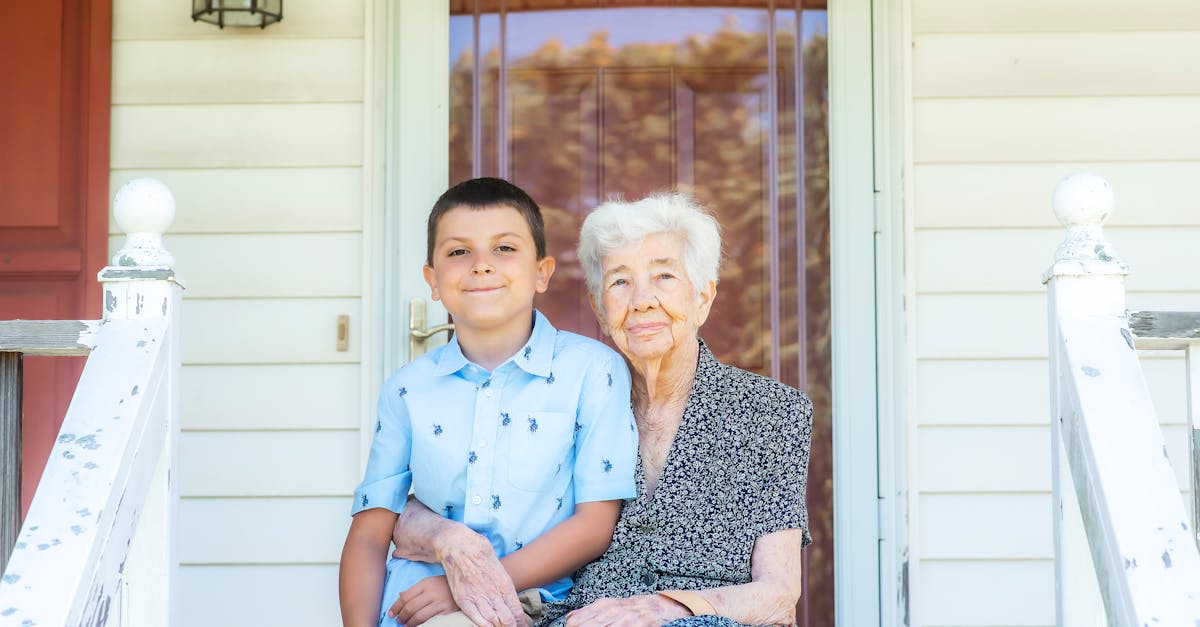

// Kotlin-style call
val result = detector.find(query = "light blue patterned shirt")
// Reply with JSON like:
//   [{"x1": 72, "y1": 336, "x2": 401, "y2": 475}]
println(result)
[{"x1": 352, "y1": 310, "x2": 637, "y2": 605}]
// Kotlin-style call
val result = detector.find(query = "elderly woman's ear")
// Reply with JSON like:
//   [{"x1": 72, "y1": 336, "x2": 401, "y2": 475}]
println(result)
[{"x1": 693, "y1": 280, "x2": 717, "y2": 328}]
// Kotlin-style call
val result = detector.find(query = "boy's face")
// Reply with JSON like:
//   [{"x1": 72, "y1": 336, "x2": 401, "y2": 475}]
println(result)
[{"x1": 423, "y1": 204, "x2": 555, "y2": 337}]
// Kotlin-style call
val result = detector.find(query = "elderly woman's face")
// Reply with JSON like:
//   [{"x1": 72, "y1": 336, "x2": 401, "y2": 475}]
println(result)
[{"x1": 596, "y1": 232, "x2": 715, "y2": 363}]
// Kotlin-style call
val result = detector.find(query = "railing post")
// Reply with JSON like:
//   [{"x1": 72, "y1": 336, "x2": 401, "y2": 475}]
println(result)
[
  {"x1": 100, "y1": 178, "x2": 183, "y2": 627},
  {"x1": 1043, "y1": 173, "x2": 1126, "y2": 626},
  {"x1": 0, "y1": 352, "x2": 19, "y2": 573}
]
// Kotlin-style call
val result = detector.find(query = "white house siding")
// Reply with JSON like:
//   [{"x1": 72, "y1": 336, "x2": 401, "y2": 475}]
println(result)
[
  {"x1": 909, "y1": 1, "x2": 1200, "y2": 626},
  {"x1": 109, "y1": 1, "x2": 367, "y2": 624}
]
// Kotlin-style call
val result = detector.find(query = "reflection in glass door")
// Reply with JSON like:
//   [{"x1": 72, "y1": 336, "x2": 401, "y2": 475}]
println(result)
[{"x1": 449, "y1": 2, "x2": 831, "y2": 623}]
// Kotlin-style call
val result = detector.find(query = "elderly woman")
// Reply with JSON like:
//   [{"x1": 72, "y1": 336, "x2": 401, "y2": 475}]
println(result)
[{"x1": 390, "y1": 194, "x2": 812, "y2": 627}]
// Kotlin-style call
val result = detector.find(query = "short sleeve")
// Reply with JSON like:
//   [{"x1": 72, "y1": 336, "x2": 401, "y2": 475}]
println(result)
[
  {"x1": 753, "y1": 389, "x2": 814, "y2": 546},
  {"x1": 572, "y1": 350, "x2": 638, "y2": 503},
  {"x1": 350, "y1": 377, "x2": 413, "y2": 516}
]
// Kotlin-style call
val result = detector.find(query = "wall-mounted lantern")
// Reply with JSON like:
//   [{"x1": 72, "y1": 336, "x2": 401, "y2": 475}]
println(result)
[{"x1": 192, "y1": 0, "x2": 283, "y2": 29}]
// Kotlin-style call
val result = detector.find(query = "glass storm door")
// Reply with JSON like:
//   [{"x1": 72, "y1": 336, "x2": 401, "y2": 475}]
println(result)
[{"x1": 448, "y1": 2, "x2": 831, "y2": 623}]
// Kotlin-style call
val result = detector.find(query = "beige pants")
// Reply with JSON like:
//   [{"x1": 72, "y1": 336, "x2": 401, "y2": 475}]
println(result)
[{"x1": 421, "y1": 590, "x2": 545, "y2": 627}]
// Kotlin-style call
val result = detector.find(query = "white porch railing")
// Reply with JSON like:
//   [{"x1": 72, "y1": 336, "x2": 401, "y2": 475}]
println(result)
[
  {"x1": 0, "y1": 179, "x2": 183, "y2": 626},
  {"x1": 1044, "y1": 173, "x2": 1200, "y2": 625},
  {"x1": 1127, "y1": 310, "x2": 1200, "y2": 553}
]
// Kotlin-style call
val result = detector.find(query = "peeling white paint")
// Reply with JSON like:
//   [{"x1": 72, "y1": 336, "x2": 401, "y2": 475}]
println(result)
[
  {"x1": 1046, "y1": 173, "x2": 1200, "y2": 625},
  {"x1": 0, "y1": 177, "x2": 182, "y2": 627}
]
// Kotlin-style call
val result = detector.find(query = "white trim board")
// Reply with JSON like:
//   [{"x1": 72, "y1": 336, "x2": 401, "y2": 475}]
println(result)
[
  {"x1": 362, "y1": 0, "x2": 451, "y2": 462},
  {"x1": 874, "y1": 0, "x2": 914, "y2": 624},
  {"x1": 830, "y1": 0, "x2": 898, "y2": 624}
]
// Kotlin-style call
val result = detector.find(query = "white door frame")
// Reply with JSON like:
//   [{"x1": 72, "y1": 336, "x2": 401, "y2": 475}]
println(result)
[
  {"x1": 364, "y1": 1, "x2": 908, "y2": 624},
  {"x1": 830, "y1": 0, "x2": 908, "y2": 625},
  {"x1": 361, "y1": 0, "x2": 450, "y2": 462},
  {"x1": 828, "y1": 0, "x2": 880, "y2": 622}
]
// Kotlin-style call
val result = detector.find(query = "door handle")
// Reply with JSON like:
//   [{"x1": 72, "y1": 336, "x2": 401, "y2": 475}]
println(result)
[{"x1": 409, "y1": 298, "x2": 454, "y2": 360}]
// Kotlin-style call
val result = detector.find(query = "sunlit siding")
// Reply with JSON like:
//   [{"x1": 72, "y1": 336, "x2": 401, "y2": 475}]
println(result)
[
  {"x1": 908, "y1": 1, "x2": 1200, "y2": 625},
  {"x1": 109, "y1": 1, "x2": 366, "y2": 624}
]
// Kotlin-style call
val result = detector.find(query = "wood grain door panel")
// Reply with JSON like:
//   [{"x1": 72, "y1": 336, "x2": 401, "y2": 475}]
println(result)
[{"x1": 0, "y1": 0, "x2": 112, "y2": 515}]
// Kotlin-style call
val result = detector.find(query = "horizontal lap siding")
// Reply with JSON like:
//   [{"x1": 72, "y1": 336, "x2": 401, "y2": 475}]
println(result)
[
  {"x1": 915, "y1": 163, "x2": 1200, "y2": 229},
  {"x1": 913, "y1": 33, "x2": 1200, "y2": 98},
  {"x1": 920, "y1": 561, "x2": 1054, "y2": 627},
  {"x1": 913, "y1": 0, "x2": 1200, "y2": 33},
  {"x1": 909, "y1": 2, "x2": 1200, "y2": 626},
  {"x1": 110, "y1": 1, "x2": 366, "y2": 624},
  {"x1": 181, "y1": 364, "x2": 360, "y2": 430},
  {"x1": 178, "y1": 565, "x2": 341, "y2": 627},
  {"x1": 177, "y1": 498, "x2": 349, "y2": 564},
  {"x1": 113, "y1": 39, "x2": 364, "y2": 104},
  {"x1": 110, "y1": 168, "x2": 363, "y2": 233},
  {"x1": 111, "y1": 104, "x2": 364, "y2": 168}
]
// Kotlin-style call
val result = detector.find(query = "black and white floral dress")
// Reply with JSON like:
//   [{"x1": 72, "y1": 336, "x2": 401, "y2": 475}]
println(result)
[{"x1": 539, "y1": 340, "x2": 814, "y2": 627}]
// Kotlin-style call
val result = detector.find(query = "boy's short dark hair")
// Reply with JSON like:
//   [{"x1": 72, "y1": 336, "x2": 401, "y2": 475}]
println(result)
[{"x1": 426, "y1": 177, "x2": 548, "y2": 265}]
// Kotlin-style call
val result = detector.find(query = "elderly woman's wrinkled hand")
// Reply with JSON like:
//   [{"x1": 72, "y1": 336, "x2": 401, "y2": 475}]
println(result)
[
  {"x1": 564, "y1": 594, "x2": 692, "y2": 627},
  {"x1": 390, "y1": 498, "x2": 526, "y2": 626},
  {"x1": 438, "y1": 530, "x2": 526, "y2": 627}
]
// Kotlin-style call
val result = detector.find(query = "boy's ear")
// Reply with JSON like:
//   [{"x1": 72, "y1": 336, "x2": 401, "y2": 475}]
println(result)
[
  {"x1": 534, "y1": 255, "x2": 556, "y2": 293},
  {"x1": 693, "y1": 280, "x2": 717, "y2": 328},
  {"x1": 588, "y1": 293, "x2": 609, "y2": 337},
  {"x1": 422, "y1": 265, "x2": 441, "y2": 301}
]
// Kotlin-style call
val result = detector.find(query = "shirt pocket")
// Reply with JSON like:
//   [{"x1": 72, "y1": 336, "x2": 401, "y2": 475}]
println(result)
[{"x1": 504, "y1": 410, "x2": 574, "y2": 492}]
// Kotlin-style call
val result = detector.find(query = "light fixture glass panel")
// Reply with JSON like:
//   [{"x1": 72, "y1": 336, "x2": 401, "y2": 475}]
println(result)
[{"x1": 192, "y1": 0, "x2": 283, "y2": 28}]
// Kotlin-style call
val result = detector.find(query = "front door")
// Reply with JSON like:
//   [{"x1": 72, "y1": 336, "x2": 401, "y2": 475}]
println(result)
[
  {"x1": 0, "y1": 0, "x2": 111, "y2": 515},
  {"x1": 447, "y1": 2, "x2": 832, "y2": 623}
]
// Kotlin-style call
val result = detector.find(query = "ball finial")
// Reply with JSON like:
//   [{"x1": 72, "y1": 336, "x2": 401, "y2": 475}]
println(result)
[
  {"x1": 1048, "y1": 172, "x2": 1125, "y2": 269},
  {"x1": 110, "y1": 178, "x2": 176, "y2": 267},
  {"x1": 114, "y1": 178, "x2": 176, "y2": 236},
  {"x1": 1053, "y1": 172, "x2": 1114, "y2": 229}
]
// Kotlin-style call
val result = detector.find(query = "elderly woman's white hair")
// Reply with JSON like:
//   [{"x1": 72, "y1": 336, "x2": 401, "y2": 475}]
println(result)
[{"x1": 577, "y1": 193, "x2": 722, "y2": 312}]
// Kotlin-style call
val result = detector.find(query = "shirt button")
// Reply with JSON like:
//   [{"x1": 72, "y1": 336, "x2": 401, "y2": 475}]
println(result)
[
  {"x1": 472, "y1": 495, "x2": 482, "y2": 505},
  {"x1": 485, "y1": 389, "x2": 493, "y2": 397},
  {"x1": 478, "y1": 440, "x2": 487, "y2": 448},
  {"x1": 640, "y1": 572, "x2": 657, "y2": 587}
]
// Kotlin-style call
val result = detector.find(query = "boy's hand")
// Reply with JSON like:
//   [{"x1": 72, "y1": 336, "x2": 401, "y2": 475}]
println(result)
[{"x1": 388, "y1": 575, "x2": 459, "y2": 626}]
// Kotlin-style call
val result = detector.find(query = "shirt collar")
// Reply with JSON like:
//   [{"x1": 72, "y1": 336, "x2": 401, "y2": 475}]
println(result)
[
  {"x1": 431, "y1": 333, "x2": 471, "y2": 376},
  {"x1": 431, "y1": 310, "x2": 557, "y2": 378}
]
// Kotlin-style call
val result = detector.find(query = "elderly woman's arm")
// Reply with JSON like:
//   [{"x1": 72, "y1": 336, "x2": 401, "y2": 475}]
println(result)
[
  {"x1": 392, "y1": 496, "x2": 627, "y2": 627},
  {"x1": 564, "y1": 527, "x2": 805, "y2": 627},
  {"x1": 391, "y1": 498, "x2": 527, "y2": 627},
  {"x1": 693, "y1": 527, "x2": 806, "y2": 623}
]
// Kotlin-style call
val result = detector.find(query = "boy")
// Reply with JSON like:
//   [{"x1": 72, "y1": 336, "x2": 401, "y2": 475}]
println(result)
[{"x1": 339, "y1": 178, "x2": 637, "y2": 627}]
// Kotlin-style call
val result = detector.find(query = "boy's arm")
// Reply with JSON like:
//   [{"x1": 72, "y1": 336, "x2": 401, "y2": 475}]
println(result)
[
  {"x1": 389, "y1": 498, "x2": 620, "y2": 625},
  {"x1": 498, "y1": 499, "x2": 621, "y2": 590},
  {"x1": 342, "y1": 374, "x2": 415, "y2": 625},
  {"x1": 340, "y1": 508, "x2": 399, "y2": 627},
  {"x1": 392, "y1": 500, "x2": 526, "y2": 626}
]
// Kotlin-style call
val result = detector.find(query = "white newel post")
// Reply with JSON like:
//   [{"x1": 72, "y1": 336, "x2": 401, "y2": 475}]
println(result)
[
  {"x1": 0, "y1": 178, "x2": 181, "y2": 626},
  {"x1": 104, "y1": 178, "x2": 183, "y2": 627},
  {"x1": 1043, "y1": 173, "x2": 1125, "y2": 626}
]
